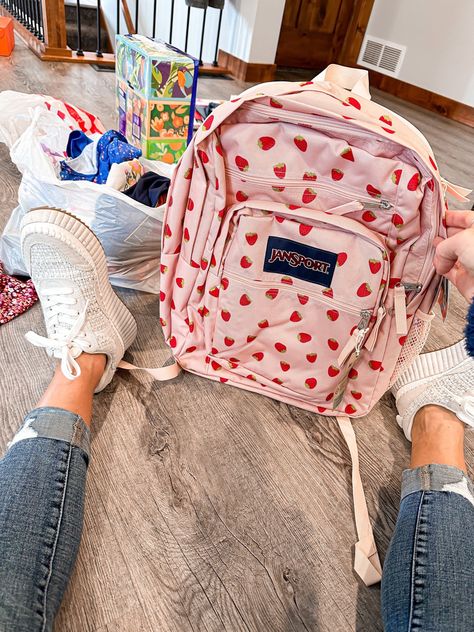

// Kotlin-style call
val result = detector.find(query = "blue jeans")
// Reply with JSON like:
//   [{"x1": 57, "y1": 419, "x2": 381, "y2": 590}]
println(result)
[
  {"x1": 0, "y1": 407, "x2": 90, "y2": 632},
  {"x1": 0, "y1": 409, "x2": 473, "y2": 631}
]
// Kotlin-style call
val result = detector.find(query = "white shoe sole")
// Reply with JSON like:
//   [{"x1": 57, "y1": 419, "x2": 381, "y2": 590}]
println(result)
[{"x1": 20, "y1": 207, "x2": 137, "y2": 376}]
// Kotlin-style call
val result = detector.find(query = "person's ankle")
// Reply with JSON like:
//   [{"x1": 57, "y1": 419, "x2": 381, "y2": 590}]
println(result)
[
  {"x1": 73, "y1": 353, "x2": 107, "y2": 389},
  {"x1": 411, "y1": 405, "x2": 466, "y2": 472}
]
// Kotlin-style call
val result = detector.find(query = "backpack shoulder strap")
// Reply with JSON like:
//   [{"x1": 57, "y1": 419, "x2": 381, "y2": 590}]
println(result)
[
  {"x1": 337, "y1": 416, "x2": 382, "y2": 586},
  {"x1": 118, "y1": 359, "x2": 181, "y2": 380}
]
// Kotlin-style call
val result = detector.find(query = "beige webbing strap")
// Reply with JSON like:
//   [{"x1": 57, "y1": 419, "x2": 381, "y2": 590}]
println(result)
[
  {"x1": 337, "y1": 415, "x2": 382, "y2": 586},
  {"x1": 118, "y1": 359, "x2": 181, "y2": 380}
]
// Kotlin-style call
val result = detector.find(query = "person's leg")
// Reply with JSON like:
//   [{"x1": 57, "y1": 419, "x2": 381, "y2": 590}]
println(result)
[
  {"x1": 383, "y1": 343, "x2": 474, "y2": 631},
  {"x1": 0, "y1": 354, "x2": 104, "y2": 632},
  {"x1": 0, "y1": 207, "x2": 137, "y2": 631}
]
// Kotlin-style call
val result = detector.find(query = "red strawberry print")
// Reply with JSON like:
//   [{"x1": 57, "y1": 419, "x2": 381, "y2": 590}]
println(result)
[
  {"x1": 198, "y1": 306, "x2": 210, "y2": 318},
  {"x1": 389, "y1": 277, "x2": 401, "y2": 289},
  {"x1": 187, "y1": 198, "x2": 194, "y2": 211},
  {"x1": 235, "y1": 155, "x2": 249, "y2": 172},
  {"x1": 224, "y1": 336, "x2": 234, "y2": 347},
  {"x1": 427, "y1": 178, "x2": 435, "y2": 191},
  {"x1": 258, "y1": 136, "x2": 275, "y2": 150},
  {"x1": 331, "y1": 168, "x2": 344, "y2": 181},
  {"x1": 294, "y1": 136, "x2": 308, "y2": 152},
  {"x1": 399, "y1": 335, "x2": 407, "y2": 346},
  {"x1": 184, "y1": 167, "x2": 193, "y2": 179},
  {"x1": 379, "y1": 114, "x2": 392, "y2": 126},
  {"x1": 252, "y1": 352, "x2": 264, "y2": 361},
  {"x1": 326, "y1": 392, "x2": 334, "y2": 401},
  {"x1": 247, "y1": 335, "x2": 256, "y2": 343},
  {"x1": 273, "y1": 163, "x2": 287, "y2": 179},
  {"x1": 221, "y1": 309, "x2": 231, "y2": 321},
  {"x1": 240, "y1": 256, "x2": 252, "y2": 269},
  {"x1": 317, "y1": 406, "x2": 327, "y2": 413},
  {"x1": 197, "y1": 149, "x2": 209, "y2": 164},
  {"x1": 299, "y1": 223, "x2": 313, "y2": 236},
  {"x1": 328, "y1": 365, "x2": 340, "y2": 378},
  {"x1": 391, "y1": 169, "x2": 402, "y2": 185},
  {"x1": 407, "y1": 172, "x2": 421, "y2": 191},
  {"x1": 211, "y1": 360, "x2": 221, "y2": 371},
  {"x1": 337, "y1": 253, "x2": 347, "y2": 267},
  {"x1": 281, "y1": 276, "x2": 293, "y2": 285},
  {"x1": 345, "y1": 404, "x2": 357, "y2": 414},
  {"x1": 196, "y1": 284, "x2": 204, "y2": 294},
  {"x1": 258, "y1": 319, "x2": 269, "y2": 328},
  {"x1": 362, "y1": 210, "x2": 376, "y2": 222},
  {"x1": 275, "y1": 342, "x2": 287, "y2": 353},
  {"x1": 290, "y1": 311, "x2": 302, "y2": 322},
  {"x1": 211, "y1": 254, "x2": 216, "y2": 267},
  {"x1": 357, "y1": 283, "x2": 372, "y2": 297},
  {"x1": 306, "y1": 353, "x2": 317, "y2": 363},
  {"x1": 275, "y1": 216, "x2": 285, "y2": 223},
  {"x1": 186, "y1": 345, "x2": 196, "y2": 353},
  {"x1": 160, "y1": 317, "x2": 166, "y2": 327},
  {"x1": 297, "y1": 332, "x2": 312, "y2": 343},
  {"x1": 273, "y1": 377, "x2": 283, "y2": 385},
  {"x1": 280, "y1": 361, "x2": 290, "y2": 372},
  {"x1": 287, "y1": 204, "x2": 300, "y2": 211},
  {"x1": 391, "y1": 213, "x2": 404, "y2": 228},
  {"x1": 351, "y1": 390, "x2": 362, "y2": 400},
  {"x1": 209, "y1": 285, "x2": 219, "y2": 297},
  {"x1": 429, "y1": 156, "x2": 437, "y2": 171},
  {"x1": 245, "y1": 232, "x2": 258, "y2": 245},
  {"x1": 228, "y1": 357, "x2": 239, "y2": 368},
  {"x1": 328, "y1": 338, "x2": 339, "y2": 351},
  {"x1": 341, "y1": 147, "x2": 354, "y2": 161},
  {"x1": 220, "y1": 377, "x2": 229, "y2": 383},
  {"x1": 265, "y1": 288, "x2": 279, "y2": 300},
  {"x1": 202, "y1": 114, "x2": 214, "y2": 130},
  {"x1": 303, "y1": 171, "x2": 317, "y2": 181},
  {"x1": 327, "y1": 309, "x2": 339, "y2": 321},
  {"x1": 169, "y1": 335, "x2": 177, "y2": 348},
  {"x1": 160, "y1": 264, "x2": 168, "y2": 274},
  {"x1": 366, "y1": 184, "x2": 381, "y2": 198},
  {"x1": 164, "y1": 224, "x2": 172, "y2": 238},
  {"x1": 298, "y1": 294, "x2": 309, "y2": 305},
  {"x1": 322, "y1": 288, "x2": 334, "y2": 298},
  {"x1": 221, "y1": 277, "x2": 229, "y2": 290},
  {"x1": 236, "y1": 190, "x2": 248, "y2": 202},
  {"x1": 344, "y1": 97, "x2": 361, "y2": 109},
  {"x1": 240, "y1": 293, "x2": 252, "y2": 306},
  {"x1": 369, "y1": 259, "x2": 381, "y2": 274},
  {"x1": 272, "y1": 185, "x2": 285, "y2": 192},
  {"x1": 349, "y1": 368, "x2": 358, "y2": 379},
  {"x1": 305, "y1": 377, "x2": 317, "y2": 389},
  {"x1": 270, "y1": 98, "x2": 283, "y2": 108},
  {"x1": 183, "y1": 227, "x2": 190, "y2": 242},
  {"x1": 369, "y1": 360, "x2": 383, "y2": 371},
  {"x1": 201, "y1": 257, "x2": 208, "y2": 270},
  {"x1": 176, "y1": 277, "x2": 184, "y2": 288},
  {"x1": 216, "y1": 143, "x2": 223, "y2": 157},
  {"x1": 302, "y1": 188, "x2": 317, "y2": 205},
  {"x1": 188, "y1": 321, "x2": 195, "y2": 333}
]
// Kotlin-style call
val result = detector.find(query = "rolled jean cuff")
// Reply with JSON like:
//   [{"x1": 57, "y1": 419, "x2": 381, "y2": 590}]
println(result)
[
  {"x1": 402, "y1": 464, "x2": 474, "y2": 506},
  {"x1": 8, "y1": 406, "x2": 90, "y2": 459}
]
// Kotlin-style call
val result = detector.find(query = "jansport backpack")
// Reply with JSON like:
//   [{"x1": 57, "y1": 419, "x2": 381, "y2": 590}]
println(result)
[{"x1": 154, "y1": 65, "x2": 471, "y2": 585}]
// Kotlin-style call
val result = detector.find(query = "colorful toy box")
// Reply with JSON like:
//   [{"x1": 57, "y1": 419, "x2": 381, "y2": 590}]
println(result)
[
  {"x1": 116, "y1": 35, "x2": 198, "y2": 163},
  {"x1": 0, "y1": 17, "x2": 15, "y2": 57}
]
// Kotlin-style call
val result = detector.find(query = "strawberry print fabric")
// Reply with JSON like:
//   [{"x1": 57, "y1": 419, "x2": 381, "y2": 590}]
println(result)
[{"x1": 0, "y1": 262, "x2": 38, "y2": 325}]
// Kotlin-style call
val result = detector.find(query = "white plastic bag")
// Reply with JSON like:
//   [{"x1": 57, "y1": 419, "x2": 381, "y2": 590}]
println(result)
[{"x1": 1, "y1": 101, "x2": 172, "y2": 294}]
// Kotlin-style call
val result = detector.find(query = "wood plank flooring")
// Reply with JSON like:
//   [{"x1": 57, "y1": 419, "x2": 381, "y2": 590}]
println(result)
[{"x1": 0, "y1": 40, "x2": 474, "y2": 632}]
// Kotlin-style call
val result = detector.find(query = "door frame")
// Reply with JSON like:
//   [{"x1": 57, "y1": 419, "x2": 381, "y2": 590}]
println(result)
[{"x1": 335, "y1": 0, "x2": 376, "y2": 67}]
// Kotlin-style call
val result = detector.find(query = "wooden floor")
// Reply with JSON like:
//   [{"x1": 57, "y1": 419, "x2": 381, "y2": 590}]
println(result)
[{"x1": 1, "y1": 40, "x2": 474, "y2": 632}]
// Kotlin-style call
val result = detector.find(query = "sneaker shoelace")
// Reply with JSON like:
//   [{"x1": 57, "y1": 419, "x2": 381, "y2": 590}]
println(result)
[{"x1": 25, "y1": 287, "x2": 90, "y2": 380}]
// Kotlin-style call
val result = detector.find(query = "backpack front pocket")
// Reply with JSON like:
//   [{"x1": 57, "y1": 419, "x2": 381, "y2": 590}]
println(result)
[{"x1": 208, "y1": 205, "x2": 389, "y2": 408}]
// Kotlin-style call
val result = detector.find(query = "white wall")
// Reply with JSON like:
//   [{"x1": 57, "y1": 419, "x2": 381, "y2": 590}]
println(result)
[
  {"x1": 366, "y1": 0, "x2": 474, "y2": 106},
  {"x1": 102, "y1": 0, "x2": 285, "y2": 65}
]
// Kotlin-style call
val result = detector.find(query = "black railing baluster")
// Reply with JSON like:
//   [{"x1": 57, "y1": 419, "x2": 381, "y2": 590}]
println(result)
[
  {"x1": 76, "y1": 0, "x2": 84, "y2": 55},
  {"x1": 25, "y1": 0, "x2": 33, "y2": 31},
  {"x1": 135, "y1": 0, "x2": 139, "y2": 33},
  {"x1": 96, "y1": 0, "x2": 103, "y2": 56},
  {"x1": 184, "y1": 5, "x2": 190, "y2": 52},
  {"x1": 37, "y1": 0, "x2": 44, "y2": 41},
  {"x1": 152, "y1": 0, "x2": 157, "y2": 38},
  {"x1": 18, "y1": 0, "x2": 25, "y2": 25},
  {"x1": 116, "y1": 0, "x2": 119, "y2": 35},
  {"x1": 213, "y1": 6, "x2": 223, "y2": 66},
  {"x1": 198, "y1": 6, "x2": 207, "y2": 66},
  {"x1": 169, "y1": 0, "x2": 174, "y2": 43},
  {"x1": 31, "y1": 0, "x2": 40, "y2": 37}
]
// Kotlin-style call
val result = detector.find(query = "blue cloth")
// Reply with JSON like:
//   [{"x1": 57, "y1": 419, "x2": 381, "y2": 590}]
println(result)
[
  {"x1": 0, "y1": 407, "x2": 89, "y2": 632},
  {"x1": 60, "y1": 130, "x2": 141, "y2": 184},
  {"x1": 123, "y1": 171, "x2": 170, "y2": 207},
  {"x1": 382, "y1": 464, "x2": 474, "y2": 631},
  {"x1": 465, "y1": 300, "x2": 474, "y2": 357},
  {"x1": 66, "y1": 130, "x2": 93, "y2": 159}
]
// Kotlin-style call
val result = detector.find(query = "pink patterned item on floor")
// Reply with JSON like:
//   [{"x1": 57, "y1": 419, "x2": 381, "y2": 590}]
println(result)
[{"x1": 0, "y1": 262, "x2": 38, "y2": 325}]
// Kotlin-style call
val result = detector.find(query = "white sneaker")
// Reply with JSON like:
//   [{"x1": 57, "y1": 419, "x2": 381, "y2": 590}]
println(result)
[
  {"x1": 391, "y1": 339, "x2": 474, "y2": 440},
  {"x1": 20, "y1": 207, "x2": 137, "y2": 392}
]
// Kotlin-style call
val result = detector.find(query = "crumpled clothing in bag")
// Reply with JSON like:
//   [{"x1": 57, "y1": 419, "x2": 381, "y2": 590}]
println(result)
[{"x1": 0, "y1": 262, "x2": 38, "y2": 325}]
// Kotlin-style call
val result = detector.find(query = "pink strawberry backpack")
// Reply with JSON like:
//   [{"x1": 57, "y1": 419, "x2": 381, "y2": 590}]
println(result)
[{"x1": 154, "y1": 65, "x2": 471, "y2": 585}]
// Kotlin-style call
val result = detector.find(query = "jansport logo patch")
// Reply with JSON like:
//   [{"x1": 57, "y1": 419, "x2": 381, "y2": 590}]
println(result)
[{"x1": 263, "y1": 236, "x2": 337, "y2": 287}]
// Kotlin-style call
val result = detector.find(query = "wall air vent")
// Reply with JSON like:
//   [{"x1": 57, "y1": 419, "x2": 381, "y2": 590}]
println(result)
[{"x1": 357, "y1": 35, "x2": 406, "y2": 78}]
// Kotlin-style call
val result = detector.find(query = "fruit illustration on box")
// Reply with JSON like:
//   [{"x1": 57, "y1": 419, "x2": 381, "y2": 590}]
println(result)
[{"x1": 116, "y1": 35, "x2": 198, "y2": 162}]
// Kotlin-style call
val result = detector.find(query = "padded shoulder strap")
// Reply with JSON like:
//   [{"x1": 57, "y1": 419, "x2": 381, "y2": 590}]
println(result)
[
  {"x1": 337, "y1": 416, "x2": 382, "y2": 586},
  {"x1": 118, "y1": 359, "x2": 181, "y2": 380}
]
